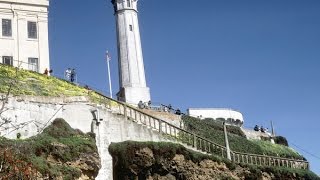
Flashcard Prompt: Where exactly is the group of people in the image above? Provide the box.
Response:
[138,100,152,109]
[254,125,268,133]
[65,68,76,82]
[161,104,182,115]
[138,101,183,115]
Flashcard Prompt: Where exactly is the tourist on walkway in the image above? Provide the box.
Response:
[70,69,76,83]
[254,125,260,131]
[175,108,181,115]
[138,100,144,109]
[65,68,71,81]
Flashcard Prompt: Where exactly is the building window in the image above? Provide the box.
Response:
[129,25,133,31]
[2,56,13,66]
[28,21,37,39]
[28,58,38,72]
[2,19,12,37]
[127,0,131,7]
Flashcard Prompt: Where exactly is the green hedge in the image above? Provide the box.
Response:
[182,115,304,159]
[274,136,289,146]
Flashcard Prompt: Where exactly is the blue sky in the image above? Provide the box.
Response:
[49,0,320,174]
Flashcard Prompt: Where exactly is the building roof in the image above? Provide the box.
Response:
[0,0,49,7]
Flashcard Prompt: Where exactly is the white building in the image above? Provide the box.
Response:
[112,0,151,105]
[187,108,244,126]
[0,0,50,73]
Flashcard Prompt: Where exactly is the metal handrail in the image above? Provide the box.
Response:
[86,88,309,169]
[18,72,307,170]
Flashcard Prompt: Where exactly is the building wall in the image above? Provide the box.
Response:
[0,0,49,73]
[187,108,244,126]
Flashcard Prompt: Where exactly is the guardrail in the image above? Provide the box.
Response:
[86,89,309,170]
[0,65,309,170]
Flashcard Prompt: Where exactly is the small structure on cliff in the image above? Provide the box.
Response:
[187,108,244,127]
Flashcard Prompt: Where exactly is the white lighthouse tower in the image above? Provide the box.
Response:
[111,0,151,104]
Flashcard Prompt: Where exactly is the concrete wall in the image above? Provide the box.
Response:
[0,95,173,179]
[0,96,93,138]
[0,0,50,73]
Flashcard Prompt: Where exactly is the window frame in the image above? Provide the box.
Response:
[2,56,13,66]
[127,0,131,7]
[2,19,12,37]
[28,57,39,72]
[27,21,38,39]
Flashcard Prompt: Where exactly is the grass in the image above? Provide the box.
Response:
[0,64,87,97]
[0,118,97,179]
[0,63,117,107]
[182,115,304,159]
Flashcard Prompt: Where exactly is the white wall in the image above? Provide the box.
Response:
[188,108,244,126]
[0,0,49,73]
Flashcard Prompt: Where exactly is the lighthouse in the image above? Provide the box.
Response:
[111,0,151,105]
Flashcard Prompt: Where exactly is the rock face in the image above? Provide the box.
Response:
[113,148,247,180]
[0,118,101,179]
[109,141,320,180]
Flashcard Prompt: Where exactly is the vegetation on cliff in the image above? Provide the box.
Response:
[109,141,319,180]
[0,118,100,179]
[0,64,87,97]
[0,64,111,106]
[182,115,304,160]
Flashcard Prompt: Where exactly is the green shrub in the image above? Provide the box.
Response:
[274,136,289,146]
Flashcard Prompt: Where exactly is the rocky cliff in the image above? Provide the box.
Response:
[109,141,319,180]
[0,118,100,179]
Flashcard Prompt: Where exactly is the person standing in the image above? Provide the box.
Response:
[65,68,71,81]
[44,68,49,76]
[70,69,76,83]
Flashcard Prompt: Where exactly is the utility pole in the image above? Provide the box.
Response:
[106,51,113,98]
[223,122,231,160]
[271,120,275,137]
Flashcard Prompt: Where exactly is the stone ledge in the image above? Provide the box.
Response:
[5,95,91,104]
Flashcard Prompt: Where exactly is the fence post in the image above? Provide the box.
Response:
[129,109,132,119]
[193,133,197,148]
[159,120,162,134]
[124,105,127,120]
[135,111,137,122]
[223,122,231,160]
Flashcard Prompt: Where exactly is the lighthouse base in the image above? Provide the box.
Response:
[117,87,151,105]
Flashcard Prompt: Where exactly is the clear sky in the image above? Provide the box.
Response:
[49,0,320,174]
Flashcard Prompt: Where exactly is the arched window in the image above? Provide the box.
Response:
[127,0,131,7]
